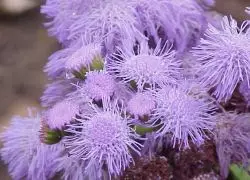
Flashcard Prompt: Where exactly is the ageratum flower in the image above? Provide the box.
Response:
[41,79,77,107]
[64,41,102,77]
[192,16,250,102]
[80,70,116,101]
[54,150,89,180]
[0,110,63,180]
[46,100,79,129]
[215,113,250,178]
[150,84,216,148]
[64,99,143,177]
[45,47,75,79]
[127,91,156,118]
[68,0,143,52]
[45,37,103,79]
[134,0,206,52]
[108,40,181,90]
[41,0,101,44]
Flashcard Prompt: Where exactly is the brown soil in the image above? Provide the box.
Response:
[122,156,173,180]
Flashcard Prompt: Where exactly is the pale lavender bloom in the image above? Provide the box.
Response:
[65,42,102,76]
[68,0,143,52]
[54,156,87,180]
[76,70,132,103]
[28,143,64,180]
[192,16,250,102]
[45,48,75,79]
[150,85,216,148]
[52,144,96,180]
[45,38,103,79]
[239,80,250,106]
[0,110,62,180]
[215,113,250,178]
[127,91,156,118]
[134,0,206,52]
[64,99,143,177]
[81,70,117,101]
[41,0,101,44]
[46,100,79,129]
[41,79,77,107]
[108,40,181,90]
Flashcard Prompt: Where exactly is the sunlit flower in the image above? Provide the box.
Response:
[108,40,181,90]
[46,100,79,129]
[0,110,63,180]
[64,99,143,177]
[192,16,250,102]
[149,84,216,148]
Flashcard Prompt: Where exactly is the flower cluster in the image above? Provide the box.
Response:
[1,0,250,179]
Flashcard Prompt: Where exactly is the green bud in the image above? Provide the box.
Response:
[134,125,155,135]
[90,55,104,71]
[40,123,64,145]
[73,67,88,80]
[129,80,138,90]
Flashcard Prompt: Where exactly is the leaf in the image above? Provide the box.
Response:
[229,164,250,180]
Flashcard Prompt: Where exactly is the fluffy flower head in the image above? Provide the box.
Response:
[108,40,181,90]
[134,0,206,51]
[65,42,102,74]
[41,0,101,44]
[68,0,141,51]
[0,110,62,180]
[82,70,117,101]
[46,100,79,129]
[192,16,250,102]
[127,92,156,118]
[64,99,143,177]
[150,85,216,148]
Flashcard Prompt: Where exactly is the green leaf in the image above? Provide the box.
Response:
[229,164,250,180]
[134,125,154,135]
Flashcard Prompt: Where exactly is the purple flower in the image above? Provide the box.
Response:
[63,99,143,177]
[149,84,216,148]
[41,79,77,107]
[127,91,156,118]
[45,37,103,79]
[46,100,79,129]
[41,0,100,44]
[68,0,142,52]
[134,0,206,52]
[45,48,74,79]
[80,70,117,101]
[108,40,181,90]
[0,110,63,180]
[65,42,102,76]
[53,150,89,180]
[215,113,250,178]
[192,16,250,102]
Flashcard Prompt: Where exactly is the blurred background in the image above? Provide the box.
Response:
[0,0,249,179]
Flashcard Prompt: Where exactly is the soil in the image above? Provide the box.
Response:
[122,140,220,180]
